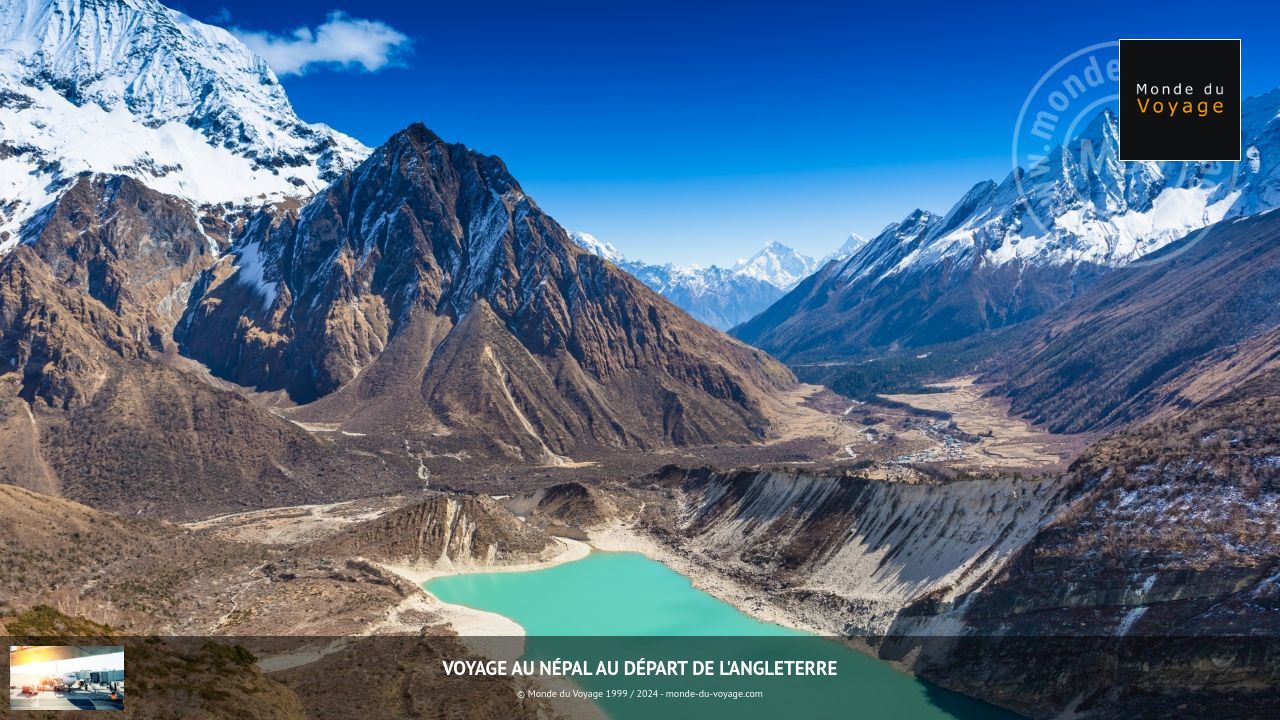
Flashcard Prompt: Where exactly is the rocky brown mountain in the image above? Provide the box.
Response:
[0,175,215,408]
[0,123,794,517]
[178,123,794,462]
[0,175,413,519]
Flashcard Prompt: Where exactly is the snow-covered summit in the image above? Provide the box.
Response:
[571,233,802,329]
[569,230,891,328]
[834,97,1280,284]
[734,95,1280,359]
[732,240,817,290]
[569,231,625,265]
[572,234,818,294]
[0,0,369,250]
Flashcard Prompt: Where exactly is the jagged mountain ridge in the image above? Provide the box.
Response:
[0,0,368,250]
[735,95,1280,362]
[178,124,794,461]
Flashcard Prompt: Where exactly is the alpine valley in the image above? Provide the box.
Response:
[2,1,1280,719]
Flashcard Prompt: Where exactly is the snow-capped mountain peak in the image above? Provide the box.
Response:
[0,0,369,250]
[569,231,625,265]
[735,93,1280,361]
[832,98,1280,281]
[570,233,798,329]
[732,240,817,290]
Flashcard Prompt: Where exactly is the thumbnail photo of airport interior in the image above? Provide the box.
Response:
[9,646,124,711]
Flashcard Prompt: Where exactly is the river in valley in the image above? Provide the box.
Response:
[425,550,1019,719]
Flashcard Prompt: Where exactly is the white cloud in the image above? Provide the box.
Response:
[233,12,412,76]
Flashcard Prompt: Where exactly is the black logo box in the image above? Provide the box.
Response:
[1119,39,1241,162]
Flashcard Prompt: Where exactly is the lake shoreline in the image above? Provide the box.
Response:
[379,536,591,637]
[586,524,830,636]
[379,524,824,639]
[419,535,1017,720]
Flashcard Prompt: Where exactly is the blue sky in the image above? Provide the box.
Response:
[176,0,1280,266]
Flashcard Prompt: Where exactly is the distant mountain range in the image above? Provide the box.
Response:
[571,232,864,329]
[734,96,1280,361]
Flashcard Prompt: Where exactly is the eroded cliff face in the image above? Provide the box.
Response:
[882,375,1280,719]
[655,371,1280,718]
[663,467,1071,635]
[503,482,636,534]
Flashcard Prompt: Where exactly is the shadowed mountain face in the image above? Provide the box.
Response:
[178,124,793,461]
[778,209,1280,437]
[733,209,1109,362]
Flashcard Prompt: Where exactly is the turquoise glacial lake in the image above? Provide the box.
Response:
[425,551,1020,720]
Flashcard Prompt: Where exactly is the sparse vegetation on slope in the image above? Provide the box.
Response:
[993,212,1280,433]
